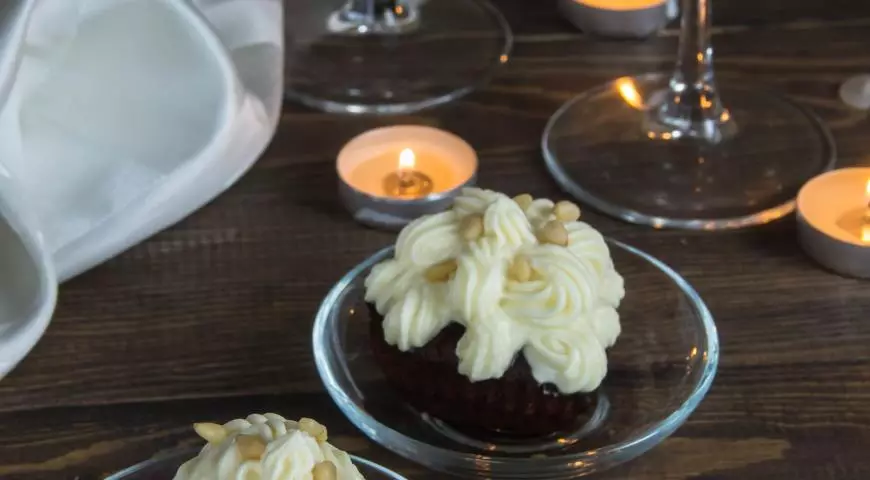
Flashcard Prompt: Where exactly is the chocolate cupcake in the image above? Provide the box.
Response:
[364,188,625,437]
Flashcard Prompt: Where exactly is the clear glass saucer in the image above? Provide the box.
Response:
[312,241,719,479]
[105,447,408,479]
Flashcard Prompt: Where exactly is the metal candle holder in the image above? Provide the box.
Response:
[557,0,669,39]
[796,168,870,279]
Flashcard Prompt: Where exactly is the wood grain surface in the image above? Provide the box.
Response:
[2,0,870,478]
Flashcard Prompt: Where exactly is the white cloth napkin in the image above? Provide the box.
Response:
[0,0,284,379]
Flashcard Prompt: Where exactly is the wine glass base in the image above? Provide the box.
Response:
[542,73,837,230]
[284,0,512,114]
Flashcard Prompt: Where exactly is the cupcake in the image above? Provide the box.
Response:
[364,188,625,436]
[174,413,364,479]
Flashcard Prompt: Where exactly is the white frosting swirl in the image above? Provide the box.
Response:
[395,210,461,267]
[589,306,621,348]
[455,312,525,381]
[173,414,364,480]
[450,241,506,321]
[481,197,536,250]
[453,187,502,217]
[382,282,452,350]
[500,245,600,327]
[567,222,615,280]
[524,329,608,394]
[365,188,625,394]
[524,198,556,230]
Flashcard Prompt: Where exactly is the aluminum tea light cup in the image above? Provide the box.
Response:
[557,0,669,39]
[796,167,870,279]
[337,125,478,230]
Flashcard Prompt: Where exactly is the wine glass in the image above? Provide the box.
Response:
[542,0,836,230]
[284,0,512,114]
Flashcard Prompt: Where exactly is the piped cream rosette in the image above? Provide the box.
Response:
[174,413,364,480]
[365,188,625,395]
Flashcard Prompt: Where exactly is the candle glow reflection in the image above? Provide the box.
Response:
[863,179,870,243]
[617,77,644,109]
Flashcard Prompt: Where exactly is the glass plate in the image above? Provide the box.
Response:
[312,240,719,479]
[105,447,408,479]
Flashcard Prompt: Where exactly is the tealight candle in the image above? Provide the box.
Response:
[557,0,669,39]
[797,168,870,279]
[337,125,477,230]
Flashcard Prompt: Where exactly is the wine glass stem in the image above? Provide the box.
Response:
[674,0,713,94]
[335,0,417,34]
[346,0,399,17]
[657,0,735,142]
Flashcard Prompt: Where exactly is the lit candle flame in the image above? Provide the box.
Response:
[384,147,432,198]
[398,148,415,172]
[616,77,644,110]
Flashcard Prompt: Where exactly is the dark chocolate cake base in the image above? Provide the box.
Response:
[368,303,597,437]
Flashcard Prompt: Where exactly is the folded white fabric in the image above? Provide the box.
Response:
[0,0,284,379]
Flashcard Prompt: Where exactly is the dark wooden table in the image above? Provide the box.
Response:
[2,0,870,478]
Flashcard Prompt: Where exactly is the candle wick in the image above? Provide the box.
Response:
[383,168,433,199]
[398,169,415,188]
